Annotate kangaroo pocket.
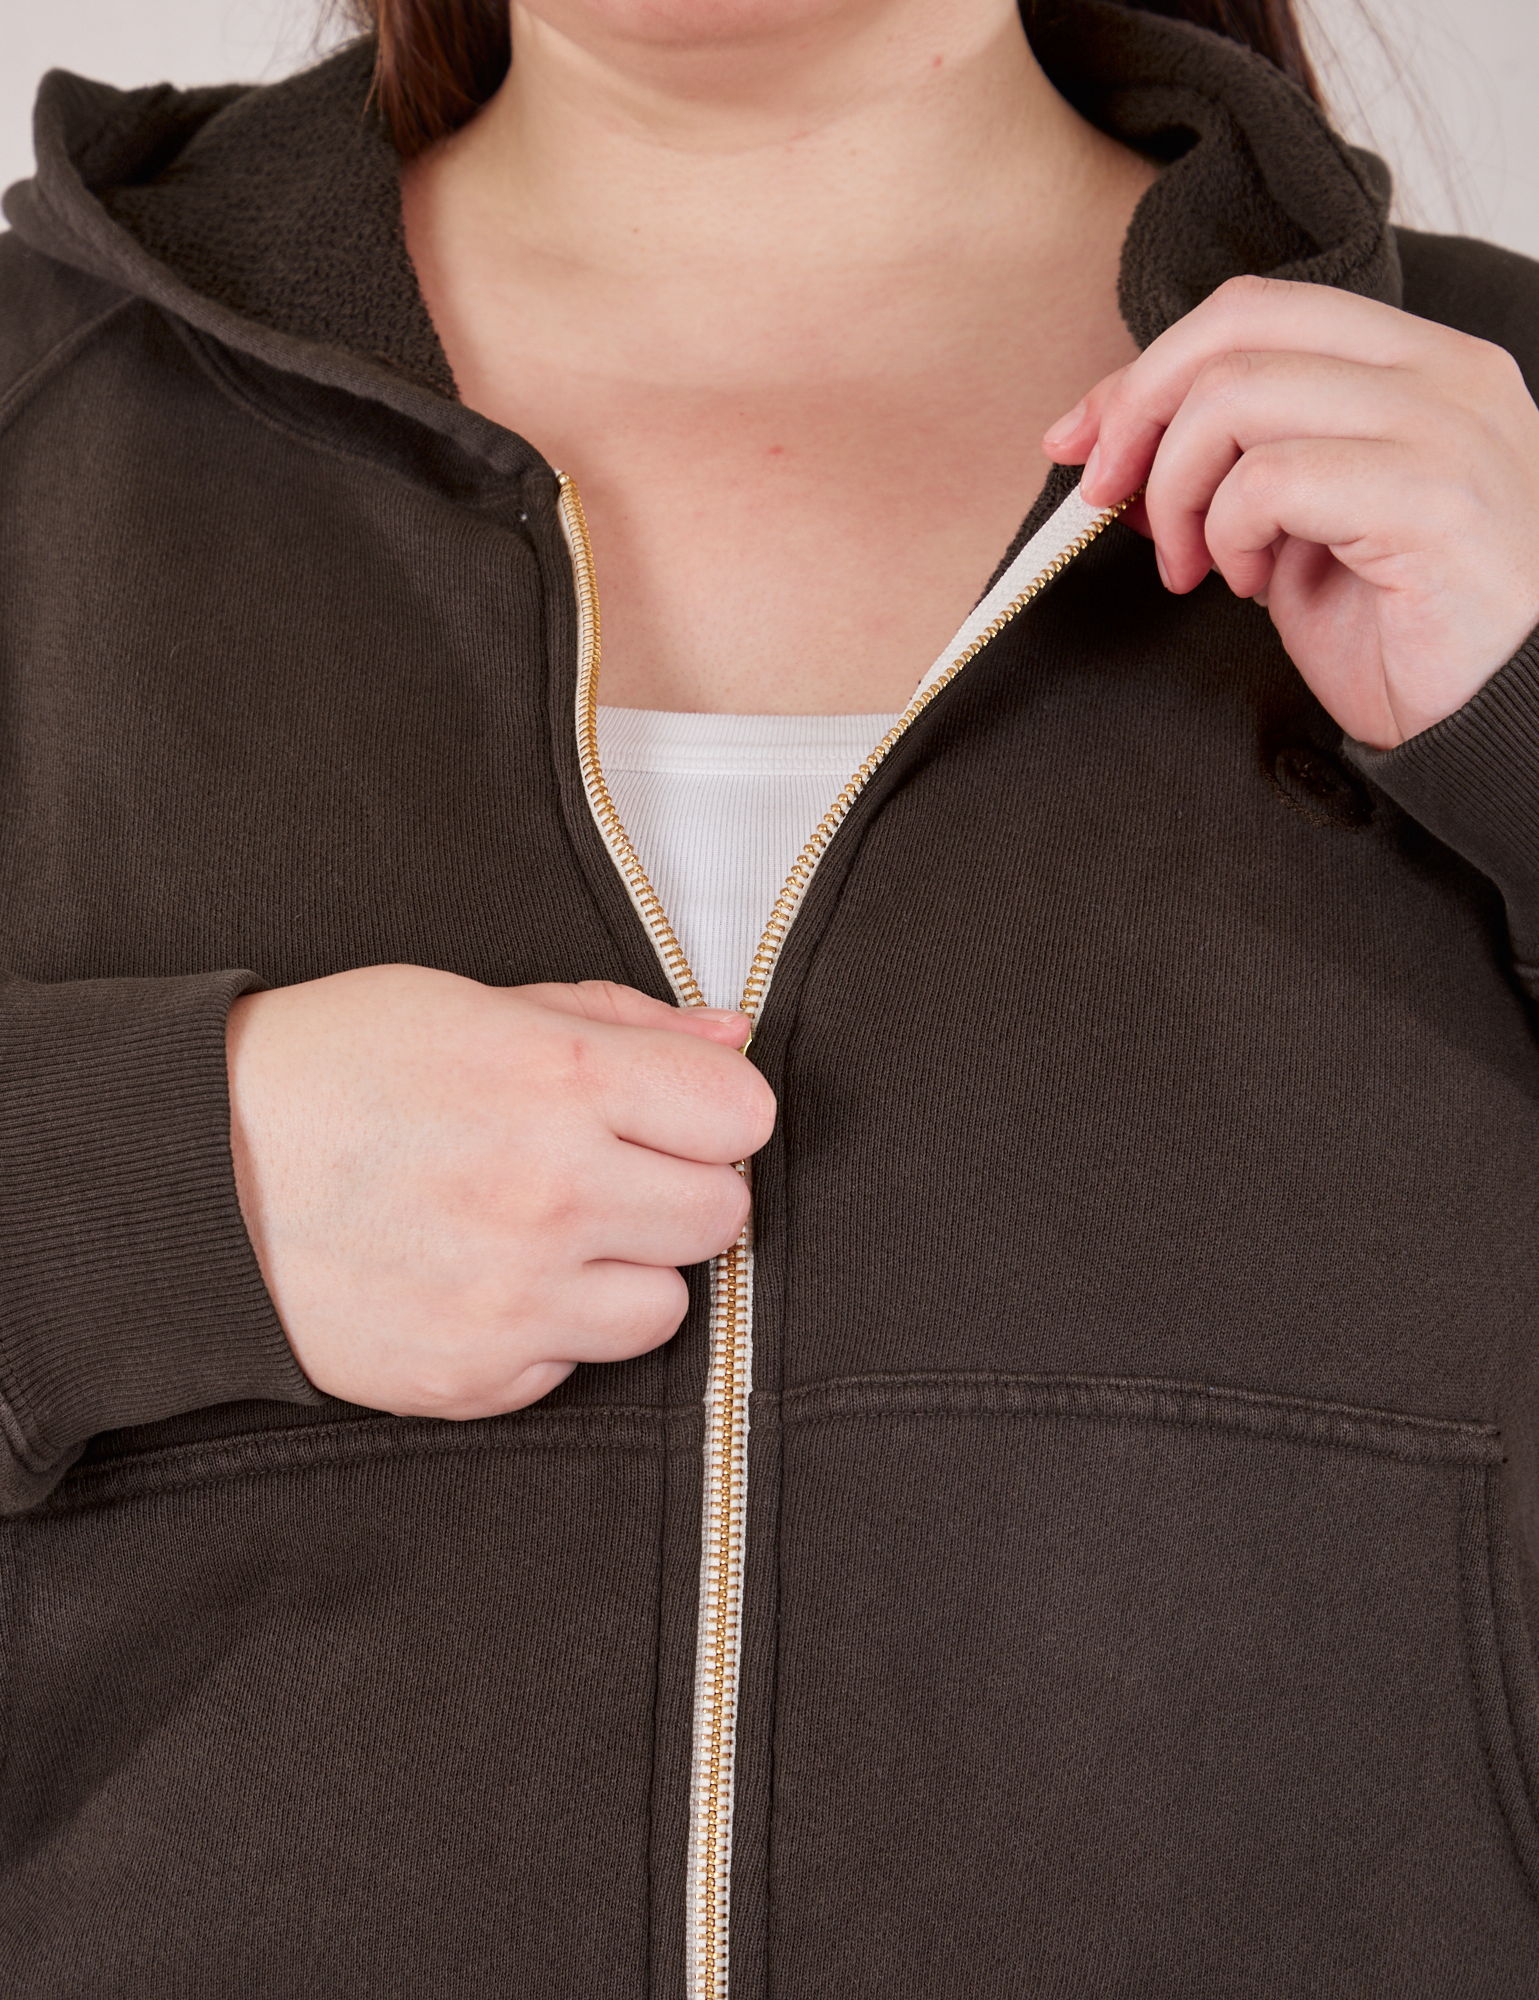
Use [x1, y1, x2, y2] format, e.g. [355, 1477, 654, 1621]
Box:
[768, 1374, 1539, 1998]
[0, 1404, 691, 1998]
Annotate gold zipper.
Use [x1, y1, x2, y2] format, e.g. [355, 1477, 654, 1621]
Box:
[559, 469, 1127, 2000]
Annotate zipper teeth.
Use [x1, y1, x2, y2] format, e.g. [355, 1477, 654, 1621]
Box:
[692, 1226, 751, 1997]
[560, 472, 1127, 2000]
[566, 477, 708, 1011]
[739, 501, 1128, 1017]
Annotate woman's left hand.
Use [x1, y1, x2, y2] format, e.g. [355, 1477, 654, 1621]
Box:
[1041, 274, 1539, 750]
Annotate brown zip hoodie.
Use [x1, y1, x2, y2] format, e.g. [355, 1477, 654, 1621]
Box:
[3, 1, 1539, 1990]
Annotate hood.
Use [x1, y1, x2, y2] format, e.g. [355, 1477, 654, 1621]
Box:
[2, 0, 1400, 411]
[1028, 0, 1400, 342]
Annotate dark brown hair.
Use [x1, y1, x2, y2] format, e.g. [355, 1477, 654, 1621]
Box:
[347, 0, 1321, 159]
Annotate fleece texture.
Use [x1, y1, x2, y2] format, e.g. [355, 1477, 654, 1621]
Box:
[2, 2, 1539, 1991]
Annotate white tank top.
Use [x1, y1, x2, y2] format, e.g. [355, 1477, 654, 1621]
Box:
[595, 707, 901, 1012]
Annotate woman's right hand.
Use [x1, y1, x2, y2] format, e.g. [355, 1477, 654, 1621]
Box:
[225, 967, 774, 1417]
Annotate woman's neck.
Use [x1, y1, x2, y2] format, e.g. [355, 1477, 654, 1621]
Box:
[399, 0, 1156, 713]
[406, 0, 1134, 308]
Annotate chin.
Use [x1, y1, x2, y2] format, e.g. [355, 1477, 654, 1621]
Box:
[521, 0, 870, 56]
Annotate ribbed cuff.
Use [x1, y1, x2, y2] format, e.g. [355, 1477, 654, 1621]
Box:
[1344, 632, 1539, 967]
[0, 969, 322, 1512]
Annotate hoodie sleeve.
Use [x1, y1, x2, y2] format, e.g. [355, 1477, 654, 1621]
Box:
[1344, 630, 1539, 992]
[0, 967, 322, 1514]
[1341, 235, 1539, 992]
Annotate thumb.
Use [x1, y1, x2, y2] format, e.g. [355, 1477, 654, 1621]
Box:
[531, 980, 751, 1049]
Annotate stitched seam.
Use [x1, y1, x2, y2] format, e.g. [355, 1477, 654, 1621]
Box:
[39, 1440, 693, 1517]
[168, 318, 529, 508]
[778, 1375, 1499, 1466]
[0, 1383, 49, 1478]
[1459, 1466, 1539, 1914]
[41, 1412, 701, 1515]
[1459, 1470, 1520, 1888]
[644, 1403, 667, 2000]
[782, 1401, 1494, 1467]
[0, 1525, 20, 1845]
[1486, 1468, 1539, 1859]
[759, 1387, 787, 2000]
[782, 1370, 1496, 1441]
[0, 293, 137, 439]
[540, 510, 665, 987]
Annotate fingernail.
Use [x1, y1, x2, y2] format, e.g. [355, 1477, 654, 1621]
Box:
[1155, 548, 1171, 590]
[1042, 400, 1087, 447]
[1081, 442, 1102, 495]
[697, 1007, 747, 1022]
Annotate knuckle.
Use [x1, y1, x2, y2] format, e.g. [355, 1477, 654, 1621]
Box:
[722, 1167, 753, 1236]
[1214, 271, 1274, 314]
[455, 1268, 538, 1345]
[499, 1359, 578, 1411]
[1464, 330, 1514, 375]
[390, 1356, 490, 1421]
[740, 1072, 778, 1148]
[1229, 442, 1282, 501]
[579, 978, 633, 1017]
[1480, 340, 1528, 400]
[694, 1166, 750, 1250]
[650, 1265, 692, 1330]
[523, 1176, 584, 1240]
[1198, 348, 1257, 401]
[621, 1266, 690, 1348]
[446, 1144, 578, 1239]
[1100, 370, 1141, 425]
[703, 1061, 776, 1153]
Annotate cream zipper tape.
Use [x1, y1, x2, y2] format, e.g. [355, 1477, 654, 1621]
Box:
[558, 471, 1124, 2000]
[911, 482, 1108, 704]
[739, 481, 1124, 1026]
[564, 473, 706, 1010]
[684, 1228, 753, 2000]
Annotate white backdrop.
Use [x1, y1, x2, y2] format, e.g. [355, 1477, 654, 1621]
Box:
[1, 0, 1537, 258]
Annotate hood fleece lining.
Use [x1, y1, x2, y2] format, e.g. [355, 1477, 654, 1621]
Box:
[6, 0, 1399, 415]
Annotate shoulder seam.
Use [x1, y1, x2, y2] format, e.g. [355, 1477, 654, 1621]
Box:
[168, 318, 525, 507]
[0, 291, 138, 441]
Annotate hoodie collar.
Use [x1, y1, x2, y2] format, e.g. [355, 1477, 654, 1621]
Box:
[1029, 0, 1400, 340]
[5, 2, 1399, 413]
